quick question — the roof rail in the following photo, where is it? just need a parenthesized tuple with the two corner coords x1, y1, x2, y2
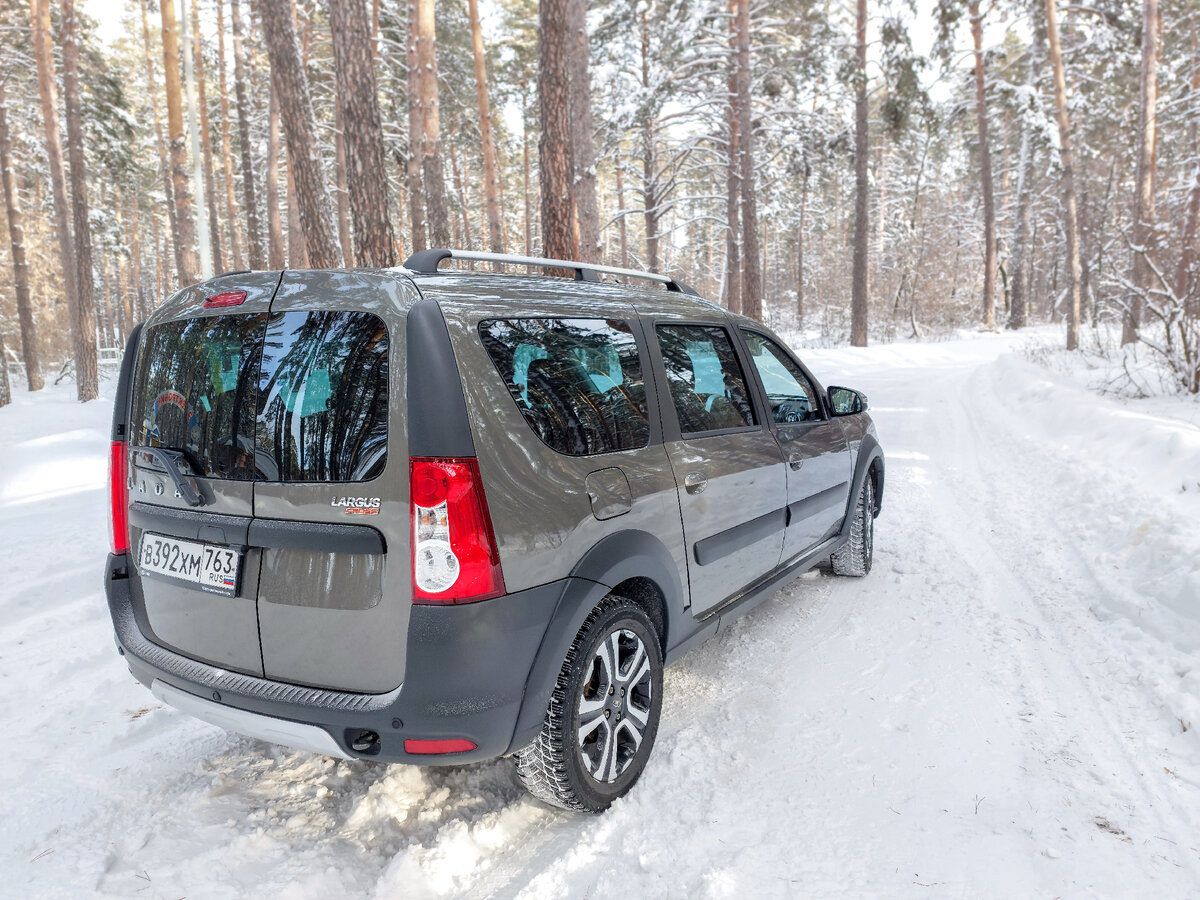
(402, 248, 700, 297)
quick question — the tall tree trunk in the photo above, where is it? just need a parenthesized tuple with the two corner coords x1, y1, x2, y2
(0, 83, 42, 391)
(468, 0, 505, 255)
(567, 0, 600, 262)
(1174, 14, 1198, 311)
(723, 0, 740, 313)
(734, 0, 761, 320)
(32, 0, 82, 370)
(334, 108, 354, 265)
(330, 0, 396, 266)
(970, 0, 997, 329)
(1123, 0, 1159, 344)
(257, 0, 340, 268)
(230, 0, 264, 268)
(522, 77, 532, 256)
(129, 188, 145, 323)
(216, 0, 245, 270)
(616, 163, 629, 269)
(161, 0, 202, 283)
(414, 0, 450, 248)
(191, 0, 224, 273)
(266, 87, 285, 268)
(59, 0, 100, 400)
(1008, 39, 1040, 330)
(180, 0, 212, 277)
(539, 0, 577, 262)
(286, 154, 308, 267)
(850, 0, 869, 346)
(139, 0, 180, 282)
(116, 184, 132, 337)
(153, 211, 165, 304)
(450, 144, 472, 249)
(1045, 0, 1082, 350)
(406, 0, 426, 253)
(797, 160, 809, 326)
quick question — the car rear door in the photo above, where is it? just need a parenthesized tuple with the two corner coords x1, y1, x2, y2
(648, 320, 787, 617)
(251, 271, 408, 694)
(126, 272, 279, 676)
(738, 329, 853, 563)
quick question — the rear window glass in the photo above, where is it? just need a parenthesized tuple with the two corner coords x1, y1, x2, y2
(130, 314, 265, 480)
(131, 310, 389, 483)
(256, 311, 389, 482)
(479, 318, 650, 456)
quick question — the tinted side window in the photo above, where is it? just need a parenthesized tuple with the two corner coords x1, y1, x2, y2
(479, 318, 650, 456)
(740, 330, 821, 424)
(256, 311, 389, 482)
(656, 324, 756, 434)
(130, 314, 265, 480)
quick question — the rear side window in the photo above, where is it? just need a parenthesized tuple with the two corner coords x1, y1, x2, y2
(479, 318, 650, 456)
(256, 311, 389, 482)
(130, 314, 265, 480)
(656, 324, 756, 435)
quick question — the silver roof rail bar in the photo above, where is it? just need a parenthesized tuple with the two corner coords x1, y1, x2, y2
(402, 248, 700, 296)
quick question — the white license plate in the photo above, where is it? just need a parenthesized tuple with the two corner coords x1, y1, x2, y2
(138, 532, 242, 596)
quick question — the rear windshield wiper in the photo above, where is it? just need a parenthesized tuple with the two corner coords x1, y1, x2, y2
(137, 447, 205, 507)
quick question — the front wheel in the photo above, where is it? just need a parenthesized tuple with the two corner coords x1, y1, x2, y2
(514, 597, 663, 813)
(830, 475, 875, 576)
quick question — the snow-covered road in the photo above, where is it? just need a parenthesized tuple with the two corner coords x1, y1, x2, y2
(2, 331, 1198, 898)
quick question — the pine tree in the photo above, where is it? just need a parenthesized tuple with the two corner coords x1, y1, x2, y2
(851, 0, 870, 346)
(0, 80, 41, 391)
(1122, 0, 1159, 344)
(1044, 0, 1082, 350)
(329, 0, 396, 266)
(468, 0, 505, 255)
(539, 0, 576, 262)
(414, 0, 450, 248)
(256, 0, 339, 268)
(161, 0, 202, 283)
(969, 0, 997, 329)
(58, 0, 99, 399)
(733, 0, 761, 320)
(230, 0, 264, 268)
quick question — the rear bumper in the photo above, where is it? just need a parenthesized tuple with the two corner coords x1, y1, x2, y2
(104, 553, 567, 765)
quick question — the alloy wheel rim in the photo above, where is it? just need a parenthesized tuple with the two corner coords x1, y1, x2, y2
(576, 628, 653, 783)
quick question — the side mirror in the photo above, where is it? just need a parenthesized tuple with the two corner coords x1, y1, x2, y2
(827, 386, 868, 416)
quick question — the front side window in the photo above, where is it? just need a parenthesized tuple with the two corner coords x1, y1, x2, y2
(740, 330, 821, 424)
(479, 318, 650, 456)
(256, 311, 389, 482)
(130, 314, 265, 480)
(656, 324, 756, 435)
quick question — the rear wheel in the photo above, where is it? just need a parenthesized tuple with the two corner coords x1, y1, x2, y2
(514, 597, 663, 812)
(830, 475, 875, 576)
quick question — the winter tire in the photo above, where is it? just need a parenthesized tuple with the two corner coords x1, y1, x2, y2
(830, 475, 874, 577)
(514, 597, 663, 813)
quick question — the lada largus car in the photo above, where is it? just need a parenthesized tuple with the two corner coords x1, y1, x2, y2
(104, 249, 884, 812)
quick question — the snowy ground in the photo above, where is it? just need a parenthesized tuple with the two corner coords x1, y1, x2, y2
(1, 329, 1198, 899)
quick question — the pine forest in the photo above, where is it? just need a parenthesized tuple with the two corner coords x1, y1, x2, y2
(0, 0, 1197, 406)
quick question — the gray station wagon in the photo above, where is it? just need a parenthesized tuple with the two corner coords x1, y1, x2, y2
(104, 249, 884, 812)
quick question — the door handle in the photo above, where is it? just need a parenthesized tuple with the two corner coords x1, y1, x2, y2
(683, 472, 708, 494)
(788, 452, 805, 471)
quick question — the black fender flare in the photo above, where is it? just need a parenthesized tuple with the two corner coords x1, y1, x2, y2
(838, 433, 884, 541)
(506, 529, 685, 753)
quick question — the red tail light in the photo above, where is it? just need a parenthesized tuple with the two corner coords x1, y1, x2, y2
(203, 290, 247, 308)
(410, 457, 505, 604)
(109, 440, 130, 554)
(404, 738, 478, 755)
